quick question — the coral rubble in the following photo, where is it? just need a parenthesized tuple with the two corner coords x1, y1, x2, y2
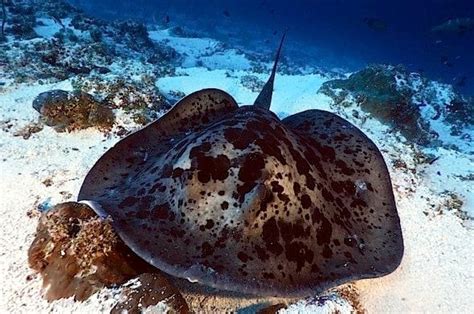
(28, 202, 153, 301)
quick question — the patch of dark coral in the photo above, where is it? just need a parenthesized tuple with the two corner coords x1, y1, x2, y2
(1, 1, 6, 42)
(115, 20, 154, 51)
(38, 0, 81, 20)
(2, 33, 115, 83)
(72, 76, 172, 125)
(241, 75, 265, 92)
(0, 0, 179, 131)
(0, 0, 180, 83)
(320, 65, 433, 145)
(3, 0, 79, 40)
(33, 89, 115, 132)
(5, 1, 38, 40)
(111, 273, 190, 314)
(444, 97, 473, 136)
(27, 202, 155, 301)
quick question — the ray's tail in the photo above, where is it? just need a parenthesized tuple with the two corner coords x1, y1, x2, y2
(253, 32, 286, 110)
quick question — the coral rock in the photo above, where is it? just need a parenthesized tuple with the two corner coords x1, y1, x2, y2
(445, 97, 474, 135)
(33, 90, 115, 132)
(111, 273, 189, 314)
(28, 202, 153, 301)
(6, 3, 38, 40)
(320, 65, 432, 145)
(73, 77, 171, 125)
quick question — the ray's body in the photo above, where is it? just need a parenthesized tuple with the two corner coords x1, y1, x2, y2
(78, 35, 404, 296)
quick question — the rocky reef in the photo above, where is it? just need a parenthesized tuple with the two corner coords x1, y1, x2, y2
(0, 0, 177, 135)
(320, 65, 473, 147)
(444, 97, 473, 136)
(0, 0, 178, 82)
(320, 65, 432, 145)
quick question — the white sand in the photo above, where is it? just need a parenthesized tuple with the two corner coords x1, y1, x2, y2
(0, 24, 473, 313)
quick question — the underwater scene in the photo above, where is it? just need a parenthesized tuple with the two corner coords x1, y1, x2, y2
(0, 0, 472, 313)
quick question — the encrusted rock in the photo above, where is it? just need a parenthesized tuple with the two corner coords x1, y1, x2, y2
(1, 0, 179, 87)
(39, 0, 80, 20)
(111, 273, 189, 314)
(70, 14, 106, 32)
(6, 2, 38, 40)
(320, 65, 432, 145)
(28, 202, 153, 301)
(114, 20, 154, 52)
(72, 77, 171, 125)
(241, 74, 265, 92)
(32, 89, 115, 132)
(444, 97, 473, 135)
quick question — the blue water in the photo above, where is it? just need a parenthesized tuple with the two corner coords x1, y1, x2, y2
(69, 0, 474, 95)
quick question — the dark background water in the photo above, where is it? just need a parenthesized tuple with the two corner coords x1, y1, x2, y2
(68, 0, 474, 96)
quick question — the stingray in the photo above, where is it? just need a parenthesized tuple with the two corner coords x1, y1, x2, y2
(78, 35, 404, 297)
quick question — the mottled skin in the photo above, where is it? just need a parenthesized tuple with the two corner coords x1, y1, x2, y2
(78, 88, 403, 297)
